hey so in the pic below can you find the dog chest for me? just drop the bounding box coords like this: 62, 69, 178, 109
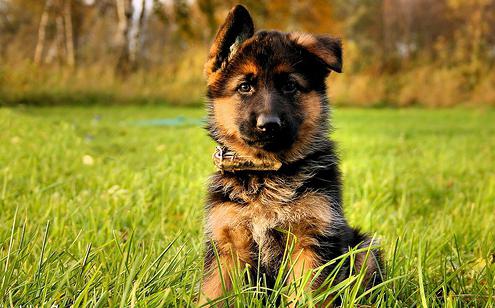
244, 193, 336, 266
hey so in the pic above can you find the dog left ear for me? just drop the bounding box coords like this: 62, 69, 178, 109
205, 5, 255, 77
289, 33, 343, 73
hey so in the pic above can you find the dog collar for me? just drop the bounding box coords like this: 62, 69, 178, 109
212, 146, 282, 173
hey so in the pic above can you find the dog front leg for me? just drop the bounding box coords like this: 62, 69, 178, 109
199, 252, 236, 306
199, 227, 252, 306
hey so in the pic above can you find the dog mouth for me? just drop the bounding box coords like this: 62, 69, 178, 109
241, 135, 293, 151
238, 121, 298, 152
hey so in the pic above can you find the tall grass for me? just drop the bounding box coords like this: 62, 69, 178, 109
0, 50, 207, 107
1, 54, 494, 107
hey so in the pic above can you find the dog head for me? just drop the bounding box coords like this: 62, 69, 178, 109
205, 5, 342, 163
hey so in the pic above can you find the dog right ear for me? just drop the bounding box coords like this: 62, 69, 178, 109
205, 5, 254, 77
289, 32, 343, 74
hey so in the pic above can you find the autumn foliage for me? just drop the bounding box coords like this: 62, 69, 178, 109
0, 0, 494, 106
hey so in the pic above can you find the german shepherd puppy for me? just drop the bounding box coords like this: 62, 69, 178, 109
200, 5, 383, 305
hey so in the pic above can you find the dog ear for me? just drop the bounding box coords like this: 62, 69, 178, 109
205, 5, 254, 76
289, 33, 343, 73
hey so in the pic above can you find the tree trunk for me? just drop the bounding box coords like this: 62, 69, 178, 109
56, 15, 66, 63
115, 0, 133, 76
34, 0, 54, 64
46, 13, 65, 64
64, 0, 75, 67
129, 0, 147, 65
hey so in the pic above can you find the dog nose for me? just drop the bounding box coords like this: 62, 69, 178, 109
256, 114, 281, 132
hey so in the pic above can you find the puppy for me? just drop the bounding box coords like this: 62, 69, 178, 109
200, 5, 383, 305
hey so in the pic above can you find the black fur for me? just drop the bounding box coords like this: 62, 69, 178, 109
200, 5, 383, 303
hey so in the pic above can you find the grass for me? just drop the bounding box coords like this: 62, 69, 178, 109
1, 106, 494, 306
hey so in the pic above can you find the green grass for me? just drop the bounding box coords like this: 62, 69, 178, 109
1, 106, 494, 306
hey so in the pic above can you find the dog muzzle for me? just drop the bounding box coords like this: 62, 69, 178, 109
212, 146, 282, 173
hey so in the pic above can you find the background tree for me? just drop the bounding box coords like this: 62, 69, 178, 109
34, 0, 76, 66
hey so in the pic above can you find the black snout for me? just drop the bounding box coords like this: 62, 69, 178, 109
256, 114, 281, 133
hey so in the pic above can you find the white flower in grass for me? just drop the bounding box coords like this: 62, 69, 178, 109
156, 144, 166, 152
11, 136, 21, 144
82, 154, 94, 165
107, 185, 129, 199
51, 191, 61, 202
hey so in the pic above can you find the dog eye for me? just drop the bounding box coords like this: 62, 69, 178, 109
238, 82, 252, 93
282, 81, 297, 94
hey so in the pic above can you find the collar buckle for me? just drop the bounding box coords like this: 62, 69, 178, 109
212, 146, 282, 173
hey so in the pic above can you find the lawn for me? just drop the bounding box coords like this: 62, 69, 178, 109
1, 106, 494, 307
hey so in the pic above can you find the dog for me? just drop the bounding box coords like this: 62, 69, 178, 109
200, 5, 383, 305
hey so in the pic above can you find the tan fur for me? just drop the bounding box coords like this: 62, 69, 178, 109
284, 92, 325, 162
201, 203, 253, 305
224, 68, 257, 92
212, 107, 281, 165
199, 255, 233, 305
290, 248, 319, 282
206, 70, 223, 87
238, 60, 259, 75
289, 32, 318, 47
288, 227, 323, 285
213, 97, 240, 139
213, 95, 280, 163
201, 7, 380, 305
273, 63, 293, 74
289, 32, 340, 70
286, 247, 320, 307
204, 88, 342, 303
204, 192, 337, 281
213, 91, 325, 165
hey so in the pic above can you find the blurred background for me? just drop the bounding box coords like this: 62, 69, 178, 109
1, 0, 494, 107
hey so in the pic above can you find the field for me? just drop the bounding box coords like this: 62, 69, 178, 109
1, 106, 494, 307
